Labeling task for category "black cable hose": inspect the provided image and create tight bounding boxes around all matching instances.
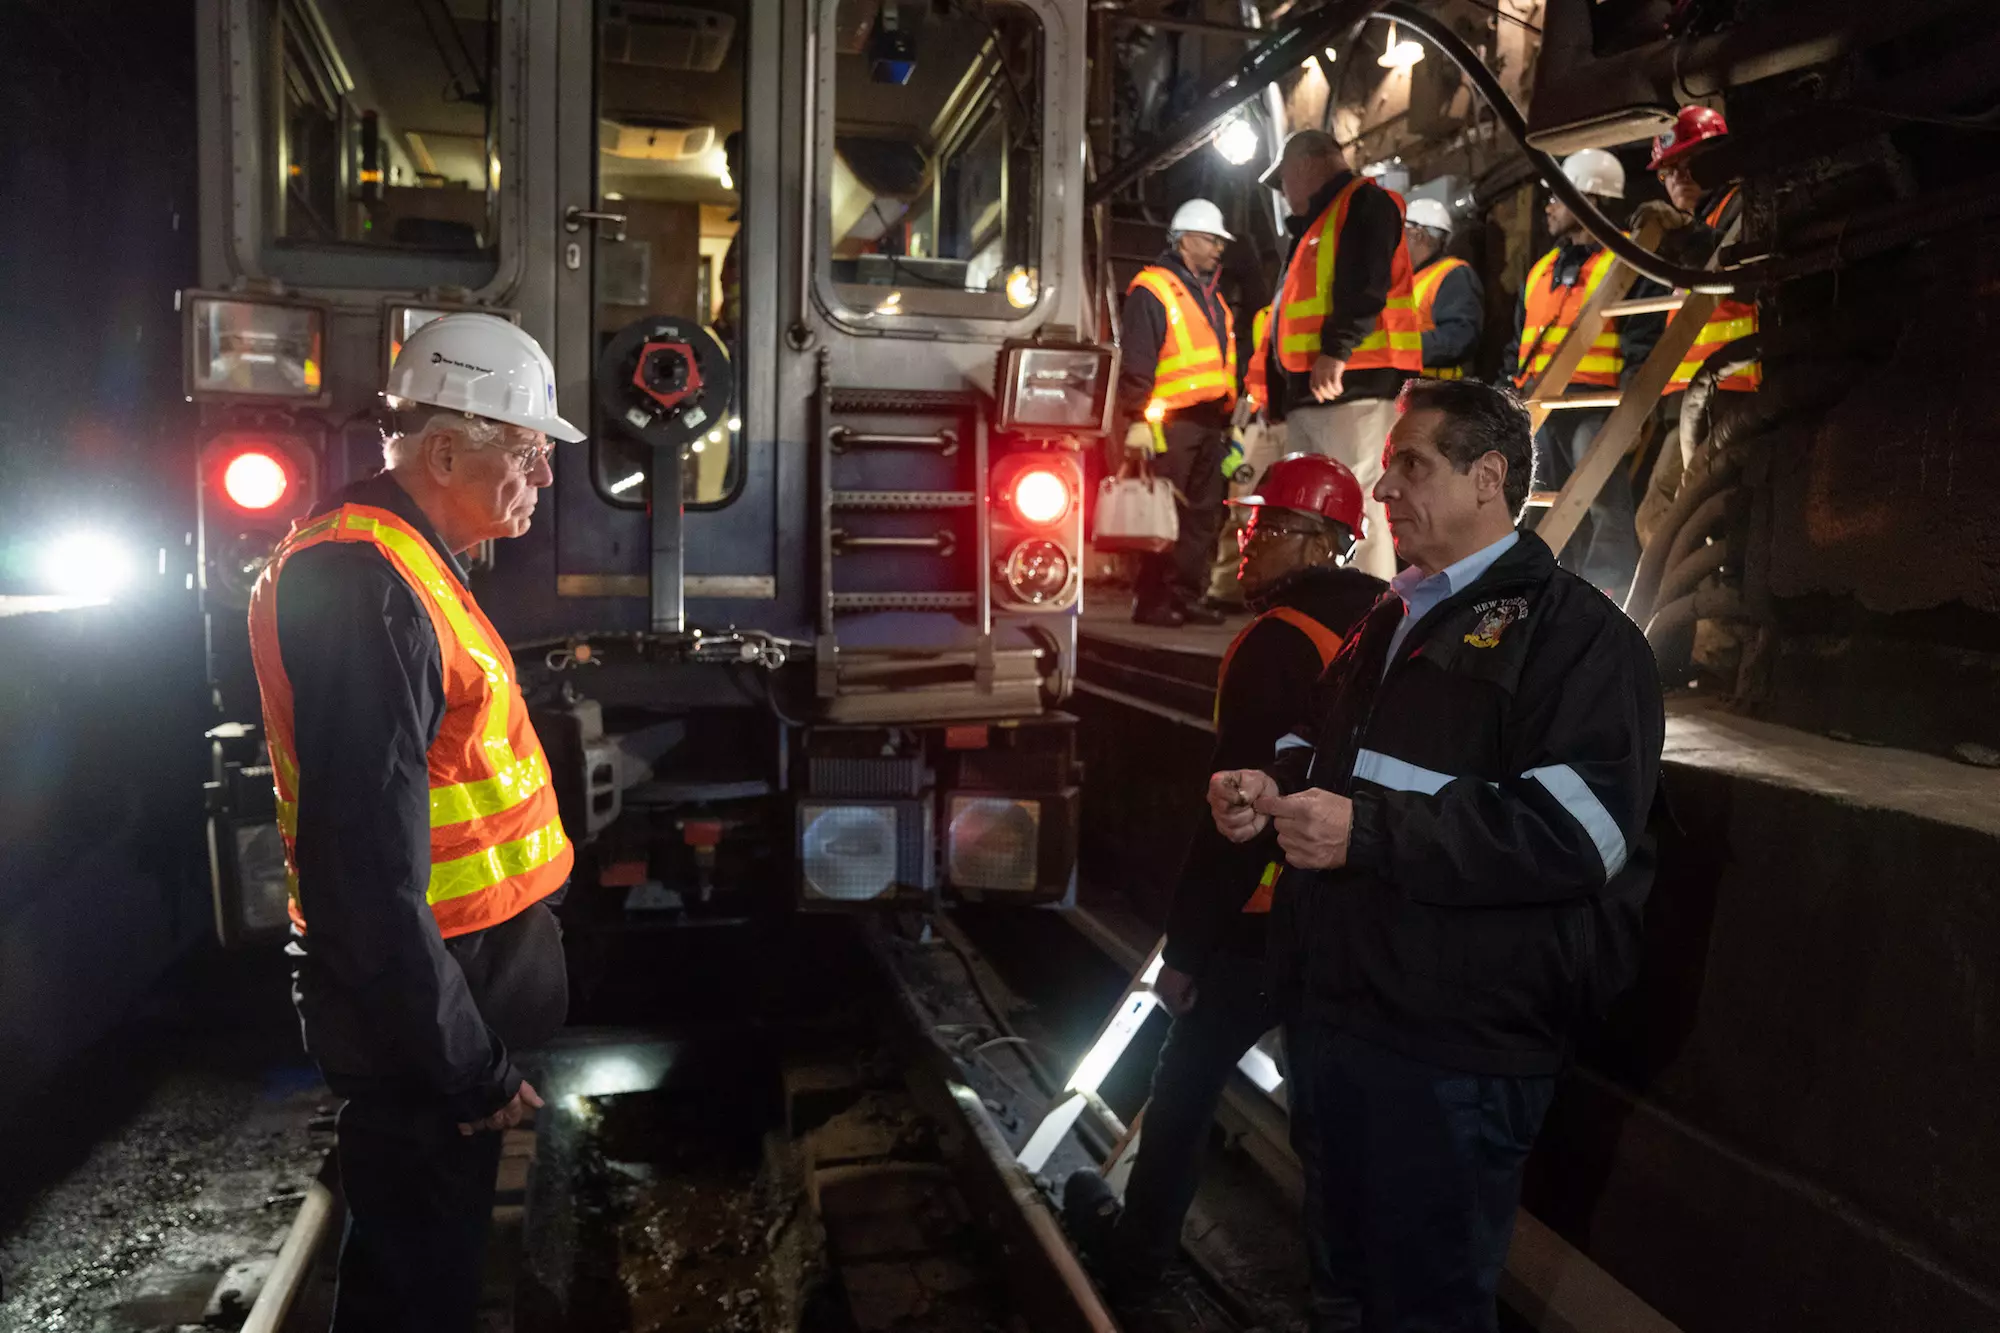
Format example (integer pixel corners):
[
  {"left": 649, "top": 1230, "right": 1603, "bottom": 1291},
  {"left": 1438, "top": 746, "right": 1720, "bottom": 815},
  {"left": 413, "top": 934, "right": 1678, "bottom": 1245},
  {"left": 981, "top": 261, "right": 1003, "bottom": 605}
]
[{"left": 1375, "top": 1, "right": 1751, "bottom": 294}]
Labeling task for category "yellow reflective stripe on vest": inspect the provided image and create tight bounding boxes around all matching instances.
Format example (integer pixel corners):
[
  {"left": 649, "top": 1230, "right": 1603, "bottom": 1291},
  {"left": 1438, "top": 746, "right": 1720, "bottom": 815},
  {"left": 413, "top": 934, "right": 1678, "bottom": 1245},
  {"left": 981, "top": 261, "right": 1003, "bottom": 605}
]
[
  {"left": 1672, "top": 314, "right": 1759, "bottom": 379},
  {"left": 337, "top": 513, "right": 546, "bottom": 830},
  {"left": 428, "top": 817, "right": 569, "bottom": 905}
]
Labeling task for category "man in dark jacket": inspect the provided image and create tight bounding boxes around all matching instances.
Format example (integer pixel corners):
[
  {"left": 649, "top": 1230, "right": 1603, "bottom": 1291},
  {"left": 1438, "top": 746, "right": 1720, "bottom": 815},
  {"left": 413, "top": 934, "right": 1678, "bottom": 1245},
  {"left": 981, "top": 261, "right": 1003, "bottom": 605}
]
[
  {"left": 1117, "top": 198, "right": 1238, "bottom": 627},
  {"left": 1064, "top": 455, "right": 1384, "bottom": 1302},
  {"left": 251, "top": 314, "right": 581, "bottom": 1333},
  {"left": 1252, "top": 130, "right": 1418, "bottom": 580},
  {"left": 1210, "top": 379, "right": 1665, "bottom": 1333},
  {"left": 1403, "top": 197, "right": 1483, "bottom": 381}
]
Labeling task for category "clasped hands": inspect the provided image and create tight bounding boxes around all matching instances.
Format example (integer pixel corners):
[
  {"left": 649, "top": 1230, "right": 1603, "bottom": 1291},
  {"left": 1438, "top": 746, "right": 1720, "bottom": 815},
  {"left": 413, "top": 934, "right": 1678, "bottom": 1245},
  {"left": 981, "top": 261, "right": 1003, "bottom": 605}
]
[{"left": 1207, "top": 769, "right": 1352, "bottom": 870}]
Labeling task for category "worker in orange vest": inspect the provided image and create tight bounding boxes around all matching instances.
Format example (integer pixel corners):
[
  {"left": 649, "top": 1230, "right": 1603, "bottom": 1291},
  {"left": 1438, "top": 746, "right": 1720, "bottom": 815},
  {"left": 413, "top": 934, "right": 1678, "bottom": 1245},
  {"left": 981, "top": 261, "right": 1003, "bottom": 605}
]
[
  {"left": 1634, "top": 107, "right": 1762, "bottom": 543},
  {"left": 1249, "top": 129, "right": 1423, "bottom": 581},
  {"left": 1403, "top": 197, "right": 1483, "bottom": 382},
  {"left": 247, "top": 313, "right": 580, "bottom": 1333},
  {"left": 1064, "top": 455, "right": 1385, "bottom": 1310},
  {"left": 1502, "top": 148, "right": 1665, "bottom": 601},
  {"left": 1117, "top": 197, "right": 1241, "bottom": 627}
]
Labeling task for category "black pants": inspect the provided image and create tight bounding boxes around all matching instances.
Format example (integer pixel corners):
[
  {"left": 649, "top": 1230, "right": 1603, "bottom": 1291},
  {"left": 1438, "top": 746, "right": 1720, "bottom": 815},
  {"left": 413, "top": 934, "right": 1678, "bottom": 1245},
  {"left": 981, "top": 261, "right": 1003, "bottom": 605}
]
[
  {"left": 1286, "top": 1022, "right": 1554, "bottom": 1333},
  {"left": 1532, "top": 408, "right": 1640, "bottom": 603},
  {"left": 1106, "top": 954, "right": 1274, "bottom": 1282},
  {"left": 332, "top": 1096, "right": 506, "bottom": 1333},
  {"left": 1134, "top": 417, "right": 1230, "bottom": 614}
]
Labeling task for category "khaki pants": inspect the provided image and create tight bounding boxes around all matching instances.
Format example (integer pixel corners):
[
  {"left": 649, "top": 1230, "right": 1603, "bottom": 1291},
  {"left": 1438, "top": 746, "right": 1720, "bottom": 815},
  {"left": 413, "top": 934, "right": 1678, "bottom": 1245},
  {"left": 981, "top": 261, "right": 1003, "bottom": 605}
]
[{"left": 1280, "top": 398, "right": 1400, "bottom": 579}]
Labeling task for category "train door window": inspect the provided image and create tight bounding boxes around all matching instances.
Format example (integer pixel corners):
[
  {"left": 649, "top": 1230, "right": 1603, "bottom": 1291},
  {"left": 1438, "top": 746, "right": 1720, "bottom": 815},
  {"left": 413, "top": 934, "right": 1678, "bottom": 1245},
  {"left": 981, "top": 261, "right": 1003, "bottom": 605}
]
[
  {"left": 261, "top": 0, "right": 503, "bottom": 279},
  {"left": 591, "top": 0, "right": 745, "bottom": 509},
  {"left": 824, "top": 0, "right": 1044, "bottom": 321}
]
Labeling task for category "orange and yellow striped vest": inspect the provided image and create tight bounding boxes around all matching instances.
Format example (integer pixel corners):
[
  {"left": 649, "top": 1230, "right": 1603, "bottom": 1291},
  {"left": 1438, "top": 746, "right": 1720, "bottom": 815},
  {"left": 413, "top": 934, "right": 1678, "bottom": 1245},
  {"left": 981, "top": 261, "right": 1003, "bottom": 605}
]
[
  {"left": 1514, "top": 245, "right": 1624, "bottom": 390},
  {"left": 1129, "top": 266, "right": 1237, "bottom": 415}
]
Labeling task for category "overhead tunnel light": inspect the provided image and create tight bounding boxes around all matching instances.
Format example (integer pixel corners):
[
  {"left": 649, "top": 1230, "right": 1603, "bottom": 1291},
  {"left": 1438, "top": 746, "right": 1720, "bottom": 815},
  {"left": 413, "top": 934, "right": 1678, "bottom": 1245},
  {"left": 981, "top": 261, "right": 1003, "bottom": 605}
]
[
  {"left": 1212, "top": 115, "right": 1260, "bottom": 166},
  {"left": 1378, "top": 20, "right": 1424, "bottom": 68}
]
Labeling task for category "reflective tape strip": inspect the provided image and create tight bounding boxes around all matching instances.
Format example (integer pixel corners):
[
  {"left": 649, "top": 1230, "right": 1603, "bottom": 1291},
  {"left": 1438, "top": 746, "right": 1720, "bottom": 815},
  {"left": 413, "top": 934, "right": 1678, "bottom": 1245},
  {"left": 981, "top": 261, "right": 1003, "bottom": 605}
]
[
  {"left": 1422, "top": 366, "right": 1465, "bottom": 380},
  {"left": 1274, "top": 732, "right": 1313, "bottom": 753},
  {"left": 429, "top": 748, "right": 552, "bottom": 828},
  {"left": 427, "top": 817, "right": 569, "bottom": 905},
  {"left": 276, "top": 796, "right": 297, "bottom": 839},
  {"left": 1526, "top": 764, "right": 1627, "bottom": 878},
  {"left": 1351, "top": 748, "right": 1456, "bottom": 796}
]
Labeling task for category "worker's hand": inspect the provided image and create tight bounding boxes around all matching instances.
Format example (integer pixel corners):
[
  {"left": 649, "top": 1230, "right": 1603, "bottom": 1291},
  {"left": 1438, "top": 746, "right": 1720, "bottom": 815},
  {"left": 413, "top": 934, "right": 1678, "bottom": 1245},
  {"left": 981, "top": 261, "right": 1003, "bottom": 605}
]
[
  {"left": 1123, "top": 420, "right": 1153, "bottom": 459},
  {"left": 1155, "top": 965, "right": 1199, "bottom": 1018},
  {"left": 1254, "top": 788, "right": 1353, "bottom": 870},
  {"left": 1209, "top": 769, "right": 1277, "bottom": 842},
  {"left": 1630, "top": 199, "right": 1691, "bottom": 234},
  {"left": 458, "top": 1079, "right": 545, "bottom": 1136},
  {"left": 1310, "top": 356, "right": 1347, "bottom": 403}
]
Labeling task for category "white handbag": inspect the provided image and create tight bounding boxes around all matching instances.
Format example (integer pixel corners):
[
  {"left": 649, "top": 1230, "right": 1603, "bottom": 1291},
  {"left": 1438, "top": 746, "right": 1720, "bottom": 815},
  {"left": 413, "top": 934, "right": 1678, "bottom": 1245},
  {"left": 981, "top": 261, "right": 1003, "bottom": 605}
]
[{"left": 1093, "top": 457, "right": 1179, "bottom": 555}]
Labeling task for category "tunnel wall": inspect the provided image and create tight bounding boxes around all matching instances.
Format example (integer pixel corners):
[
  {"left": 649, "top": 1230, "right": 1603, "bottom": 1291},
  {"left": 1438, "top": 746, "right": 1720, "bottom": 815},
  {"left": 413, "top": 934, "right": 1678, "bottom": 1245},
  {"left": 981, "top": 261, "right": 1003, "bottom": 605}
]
[{"left": 0, "top": 1, "right": 210, "bottom": 1119}]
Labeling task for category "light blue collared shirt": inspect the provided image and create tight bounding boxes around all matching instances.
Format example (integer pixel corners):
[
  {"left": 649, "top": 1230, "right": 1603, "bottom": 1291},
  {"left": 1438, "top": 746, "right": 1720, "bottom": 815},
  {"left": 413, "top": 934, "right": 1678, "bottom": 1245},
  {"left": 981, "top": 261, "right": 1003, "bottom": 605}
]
[{"left": 1382, "top": 529, "right": 1521, "bottom": 675}]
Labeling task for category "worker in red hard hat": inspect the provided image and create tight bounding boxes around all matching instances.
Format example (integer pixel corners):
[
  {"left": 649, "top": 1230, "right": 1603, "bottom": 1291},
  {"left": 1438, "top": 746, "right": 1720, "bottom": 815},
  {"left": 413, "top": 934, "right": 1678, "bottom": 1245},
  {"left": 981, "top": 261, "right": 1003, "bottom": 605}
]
[
  {"left": 1063, "top": 452, "right": 1385, "bottom": 1317},
  {"left": 1635, "top": 105, "right": 1762, "bottom": 544}
]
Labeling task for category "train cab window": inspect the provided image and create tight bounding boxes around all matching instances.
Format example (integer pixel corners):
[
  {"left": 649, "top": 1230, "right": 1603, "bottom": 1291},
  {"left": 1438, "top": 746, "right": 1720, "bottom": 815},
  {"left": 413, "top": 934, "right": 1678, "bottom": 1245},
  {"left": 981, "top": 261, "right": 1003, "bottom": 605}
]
[
  {"left": 824, "top": 0, "right": 1044, "bottom": 321},
  {"left": 591, "top": 0, "right": 745, "bottom": 509},
  {"left": 262, "top": 0, "right": 502, "bottom": 273}
]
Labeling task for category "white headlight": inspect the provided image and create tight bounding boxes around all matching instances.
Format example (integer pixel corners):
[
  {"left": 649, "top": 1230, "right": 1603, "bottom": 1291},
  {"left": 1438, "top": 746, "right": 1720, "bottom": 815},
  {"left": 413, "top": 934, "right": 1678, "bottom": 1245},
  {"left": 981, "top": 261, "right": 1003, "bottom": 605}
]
[
  {"left": 800, "top": 803, "right": 903, "bottom": 901},
  {"left": 1213, "top": 116, "right": 1260, "bottom": 166},
  {"left": 40, "top": 531, "right": 133, "bottom": 601},
  {"left": 185, "top": 294, "right": 326, "bottom": 402}
]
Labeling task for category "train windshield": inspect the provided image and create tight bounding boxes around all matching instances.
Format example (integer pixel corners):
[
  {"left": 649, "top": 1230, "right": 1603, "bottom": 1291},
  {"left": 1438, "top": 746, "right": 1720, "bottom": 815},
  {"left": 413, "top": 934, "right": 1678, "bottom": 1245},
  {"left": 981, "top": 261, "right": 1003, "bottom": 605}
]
[
  {"left": 263, "top": 0, "right": 502, "bottom": 271},
  {"left": 824, "top": 0, "right": 1044, "bottom": 321}
]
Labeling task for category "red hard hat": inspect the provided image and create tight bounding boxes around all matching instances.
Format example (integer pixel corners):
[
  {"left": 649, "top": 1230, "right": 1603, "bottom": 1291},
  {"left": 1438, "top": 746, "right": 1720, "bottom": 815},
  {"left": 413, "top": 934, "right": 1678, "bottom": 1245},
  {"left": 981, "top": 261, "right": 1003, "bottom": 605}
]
[
  {"left": 1650, "top": 105, "right": 1728, "bottom": 170},
  {"left": 1228, "top": 453, "right": 1365, "bottom": 537}
]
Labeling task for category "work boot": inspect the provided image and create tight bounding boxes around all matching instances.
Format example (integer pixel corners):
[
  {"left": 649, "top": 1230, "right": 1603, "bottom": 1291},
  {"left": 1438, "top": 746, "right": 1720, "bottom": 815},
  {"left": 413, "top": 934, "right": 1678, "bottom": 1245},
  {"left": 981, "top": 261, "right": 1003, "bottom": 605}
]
[
  {"left": 1132, "top": 602, "right": 1187, "bottom": 629},
  {"left": 1177, "top": 600, "right": 1226, "bottom": 626},
  {"left": 1061, "top": 1167, "right": 1123, "bottom": 1260}
]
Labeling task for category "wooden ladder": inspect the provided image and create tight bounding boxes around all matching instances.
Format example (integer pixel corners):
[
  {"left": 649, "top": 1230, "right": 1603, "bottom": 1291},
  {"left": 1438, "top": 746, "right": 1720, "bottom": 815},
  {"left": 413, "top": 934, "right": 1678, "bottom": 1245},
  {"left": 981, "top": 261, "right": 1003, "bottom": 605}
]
[{"left": 1518, "top": 219, "right": 1740, "bottom": 560}]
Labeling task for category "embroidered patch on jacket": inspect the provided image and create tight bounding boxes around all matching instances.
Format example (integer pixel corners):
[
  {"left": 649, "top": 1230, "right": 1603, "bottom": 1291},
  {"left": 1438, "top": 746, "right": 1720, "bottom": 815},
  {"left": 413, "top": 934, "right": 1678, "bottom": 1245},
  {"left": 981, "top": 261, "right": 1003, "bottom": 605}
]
[{"left": 1463, "top": 597, "right": 1529, "bottom": 648}]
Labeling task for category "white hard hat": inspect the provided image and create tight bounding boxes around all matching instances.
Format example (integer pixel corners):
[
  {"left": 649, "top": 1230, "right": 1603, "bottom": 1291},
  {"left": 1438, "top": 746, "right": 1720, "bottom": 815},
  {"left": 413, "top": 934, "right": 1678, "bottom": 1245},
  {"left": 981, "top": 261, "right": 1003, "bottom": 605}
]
[
  {"left": 1561, "top": 148, "right": 1626, "bottom": 201},
  {"left": 1404, "top": 197, "right": 1453, "bottom": 233},
  {"left": 1167, "top": 198, "right": 1234, "bottom": 242},
  {"left": 385, "top": 312, "right": 586, "bottom": 443}
]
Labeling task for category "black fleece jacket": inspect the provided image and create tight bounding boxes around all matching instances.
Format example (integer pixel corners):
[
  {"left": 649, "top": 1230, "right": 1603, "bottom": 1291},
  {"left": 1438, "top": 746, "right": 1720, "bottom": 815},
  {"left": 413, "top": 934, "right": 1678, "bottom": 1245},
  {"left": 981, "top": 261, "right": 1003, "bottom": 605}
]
[
  {"left": 1260, "top": 533, "right": 1665, "bottom": 1075},
  {"left": 1261, "top": 173, "right": 1412, "bottom": 419},
  {"left": 1161, "top": 565, "right": 1386, "bottom": 978},
  {"left": 1117, "top": 249, "right": 1235, "bottom": 432}
]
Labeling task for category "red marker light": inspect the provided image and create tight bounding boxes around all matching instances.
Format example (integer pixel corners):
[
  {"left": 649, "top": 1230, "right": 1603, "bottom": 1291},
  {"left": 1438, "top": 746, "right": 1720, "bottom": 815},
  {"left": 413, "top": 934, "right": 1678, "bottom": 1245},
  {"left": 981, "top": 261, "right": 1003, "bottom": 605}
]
[
  {"left": 223, "top": 450, "right": 290, "bottom": 511},
  {"left": 1012, "top": 467, "right": 1071, "bottom": 526}
]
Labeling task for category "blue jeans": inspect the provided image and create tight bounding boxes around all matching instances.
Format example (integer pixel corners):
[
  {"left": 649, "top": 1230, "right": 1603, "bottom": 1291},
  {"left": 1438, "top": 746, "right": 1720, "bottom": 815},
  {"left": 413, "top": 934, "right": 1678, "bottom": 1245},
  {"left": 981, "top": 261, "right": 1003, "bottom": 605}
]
[{"left": 1285, "top": 1023, "right": 1555, "bottom": 1333}]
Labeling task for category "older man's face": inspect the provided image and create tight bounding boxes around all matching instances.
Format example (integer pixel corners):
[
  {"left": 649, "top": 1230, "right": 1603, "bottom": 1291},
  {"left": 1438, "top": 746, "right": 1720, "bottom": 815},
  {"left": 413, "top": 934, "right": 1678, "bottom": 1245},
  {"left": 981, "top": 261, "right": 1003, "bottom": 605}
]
[
  {"left": 1281, "top": 152, "right": 1335, "bottom": 218},
  {"left": 432, "top": 421, "right": 554, "bottom": 548},
  {"left": 1373, "top": 408, "right": 1491, "bottom": 573}
]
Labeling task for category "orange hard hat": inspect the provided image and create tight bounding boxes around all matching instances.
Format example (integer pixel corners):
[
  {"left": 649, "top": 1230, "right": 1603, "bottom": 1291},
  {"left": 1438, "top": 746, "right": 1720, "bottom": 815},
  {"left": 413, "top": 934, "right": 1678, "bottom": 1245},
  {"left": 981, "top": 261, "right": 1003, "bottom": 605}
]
[
  {"left": 1228, "top": 452, "right": 1365, "bottom": 540},
  {"left": 1650, "top": 105, "right": 1728, "bottom": 171}
]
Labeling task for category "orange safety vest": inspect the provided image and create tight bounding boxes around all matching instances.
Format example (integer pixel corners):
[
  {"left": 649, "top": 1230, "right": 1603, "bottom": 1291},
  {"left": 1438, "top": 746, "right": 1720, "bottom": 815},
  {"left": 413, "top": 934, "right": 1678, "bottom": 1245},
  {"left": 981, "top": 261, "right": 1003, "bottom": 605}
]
[
  {"left": 1411, "top": 256, "right": 1473, "bottom": 380},
  {"left": 1262, "top": 178, "right": 1424, "bottom": 378},
  {"left": 1129, "top": 266, "right": 1237, "bottom": 414},
  {"left": 248, "top": 503, "right": 573, "bottom": 939},
  {"left": 1216, "top": 605, "right": 1346, "bottom": 914},
  {"left": 1514, "top": 244, "right": 1624, "bottom": 390},
  {"left": 1244, "top": 305, "right": 1272, "bottom": 411},
  {"left": 1666, "top": 188, "right": 1761, "bottom": 394}
]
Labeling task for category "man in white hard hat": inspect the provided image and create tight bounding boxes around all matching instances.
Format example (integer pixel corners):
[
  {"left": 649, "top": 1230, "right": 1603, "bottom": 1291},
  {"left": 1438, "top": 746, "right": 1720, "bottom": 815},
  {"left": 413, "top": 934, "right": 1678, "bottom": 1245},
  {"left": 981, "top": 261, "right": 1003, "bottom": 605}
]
[
  {"left": 246, "top": 312, "right": 584, "bottom": 1333},
  {"left": 1247, "top": 129, "right": 1423, "bottom": 581},
  {"left": 1403, "top": 197, "right": 1484, "bottom": 382},
  {"left": 1502, "top": 148, "right": 1664, "bottom": 600},
  {"left": 1117, "top": 198, "right": 1240, "bottom": 627}
]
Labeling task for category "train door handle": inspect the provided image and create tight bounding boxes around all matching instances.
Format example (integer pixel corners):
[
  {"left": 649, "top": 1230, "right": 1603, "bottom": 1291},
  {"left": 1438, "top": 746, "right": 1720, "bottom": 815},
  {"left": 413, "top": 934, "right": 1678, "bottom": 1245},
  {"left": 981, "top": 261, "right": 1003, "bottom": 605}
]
[{"left": 565, "top": 206, "right": 629, "bottom": 241}]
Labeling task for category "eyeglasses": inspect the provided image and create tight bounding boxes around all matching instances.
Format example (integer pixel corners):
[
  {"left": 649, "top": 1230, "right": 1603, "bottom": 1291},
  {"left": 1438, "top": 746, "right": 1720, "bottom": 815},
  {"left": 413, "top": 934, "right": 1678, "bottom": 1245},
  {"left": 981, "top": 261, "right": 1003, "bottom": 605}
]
[
  {"left": 1237, "top": 518, "right": 1324, "bottom": 550},
  {"left": 490, "top": 435, "right": 554, "bottom": 475}
]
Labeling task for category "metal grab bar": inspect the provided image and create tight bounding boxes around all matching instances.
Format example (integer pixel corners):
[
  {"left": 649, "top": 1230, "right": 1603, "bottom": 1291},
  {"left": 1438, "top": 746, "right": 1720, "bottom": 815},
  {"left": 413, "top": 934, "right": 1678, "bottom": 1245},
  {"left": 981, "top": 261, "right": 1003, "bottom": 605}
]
[
  {"left": 831, "top": 528, "right": 958, "bottom": 557},
  {"left": 829, "top": 425, "right": 959, "bottom": 455}
]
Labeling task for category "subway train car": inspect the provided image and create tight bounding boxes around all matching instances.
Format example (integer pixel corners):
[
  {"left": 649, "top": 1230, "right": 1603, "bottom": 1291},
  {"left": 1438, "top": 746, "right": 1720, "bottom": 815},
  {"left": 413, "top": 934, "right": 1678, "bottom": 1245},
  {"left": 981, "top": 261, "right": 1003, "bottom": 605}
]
[{"left": 187, "top": 0, "right": 1111, "bottom": 940}]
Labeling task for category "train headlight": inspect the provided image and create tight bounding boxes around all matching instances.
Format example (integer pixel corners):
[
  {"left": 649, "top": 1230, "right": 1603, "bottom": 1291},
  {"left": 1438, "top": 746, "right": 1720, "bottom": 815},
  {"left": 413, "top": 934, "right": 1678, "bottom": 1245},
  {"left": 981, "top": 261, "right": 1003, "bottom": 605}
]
[
  {"left": 39, "top": 531, "right": 133, "bottom": 601},
  {"left": 995, "top": 338, "right": 1117, "bottom": 438},
  {"left": 800, "top": 803, "right": 899, "bottom": 901},
  {"left": 183, "top": 292, "right": 328, "bottom": 404},
  {"left": 946, "top": 796, "right": 1042, "bottom": 894},
  {"left": 998, "top": 539, "right": 1073, "bottom": 606}
]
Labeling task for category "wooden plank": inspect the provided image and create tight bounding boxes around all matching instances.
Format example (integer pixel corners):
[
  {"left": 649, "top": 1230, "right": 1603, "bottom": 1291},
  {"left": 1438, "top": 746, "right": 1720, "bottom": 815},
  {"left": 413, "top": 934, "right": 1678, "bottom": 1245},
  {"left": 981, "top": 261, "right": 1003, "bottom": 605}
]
[{"left": 1534, "top": 289, "right": 1722, "bottom": 561}]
